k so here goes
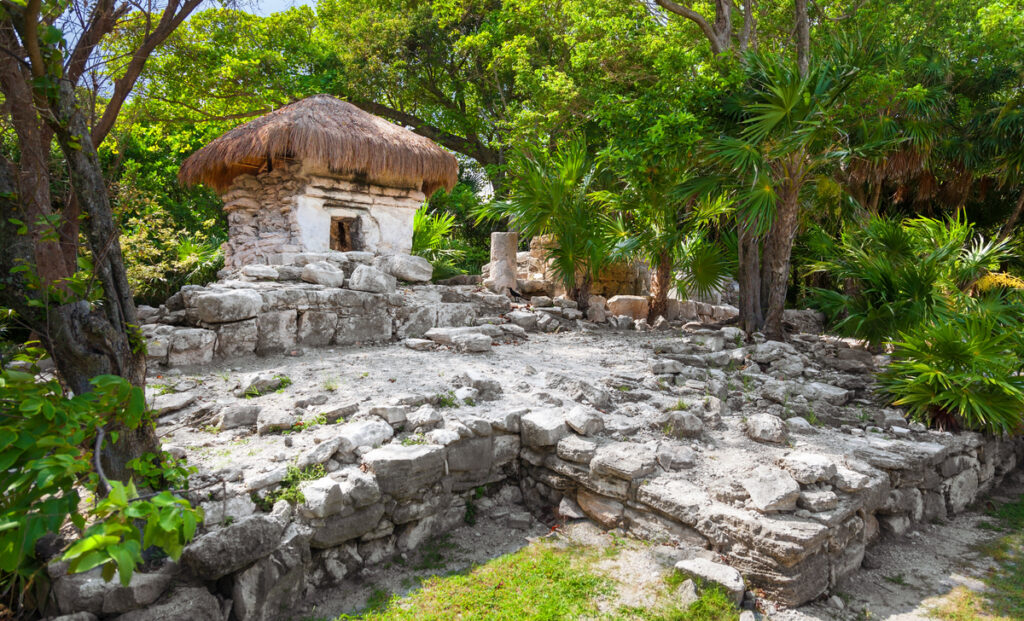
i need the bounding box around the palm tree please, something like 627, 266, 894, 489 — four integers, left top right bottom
475, 139, 615, 309
708, 52, 859, 338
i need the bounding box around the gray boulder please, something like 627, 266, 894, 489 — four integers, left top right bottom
348, 264, 396, 293
674, 558, 745, 605
302, 261, 346, 287
376, 254, 433, 283
181, 515, 286, 580
740, 465, 801, 513
193, 289, 262, 324
745, 413, 788, 444
111, 587, 221, 621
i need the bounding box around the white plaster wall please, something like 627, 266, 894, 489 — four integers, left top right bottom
294, 196, 331, 252
369, 204, 416, 255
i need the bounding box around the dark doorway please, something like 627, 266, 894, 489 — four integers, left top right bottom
330, 216, 361, 252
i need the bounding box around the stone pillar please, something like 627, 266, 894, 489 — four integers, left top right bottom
490, 232, 518, 267
484, 232, 518, 295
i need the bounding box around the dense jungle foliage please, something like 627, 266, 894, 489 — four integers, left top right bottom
1, 0, 1023, 614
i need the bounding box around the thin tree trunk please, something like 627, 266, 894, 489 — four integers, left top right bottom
761, 187, 801, 340
648, 249, 672, 322
795, 0, 810, 78
997, 189, 1024, 243
737, 222, 763, 333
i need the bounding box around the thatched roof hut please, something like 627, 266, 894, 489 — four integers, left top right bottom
179, 95, 458, 196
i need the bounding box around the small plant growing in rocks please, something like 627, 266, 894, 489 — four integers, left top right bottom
436, 390, 460, 408
401, 433, 427, 446
669, 399, 689, 411
254, 463, 326, 510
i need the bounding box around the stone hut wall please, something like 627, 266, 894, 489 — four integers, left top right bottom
220, 163, 426, 271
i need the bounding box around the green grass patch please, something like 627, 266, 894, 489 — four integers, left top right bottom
327, 535, 743, 621
334, 541, 611, 620
932, 494, 1024, 620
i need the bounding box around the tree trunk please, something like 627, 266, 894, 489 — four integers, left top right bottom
795, 0, 810, 78
47, 80, 155, 481
997, 189, 1024, 243
737, 222, 763, 333
648, 249, 672, 322
760, 187, 801, 340
571, 274, 593, 313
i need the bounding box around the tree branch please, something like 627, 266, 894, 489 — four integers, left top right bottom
65, 0, 127, 85
350, 98, 498, 165
652, 0, 724, 54
90, 0, 203, 147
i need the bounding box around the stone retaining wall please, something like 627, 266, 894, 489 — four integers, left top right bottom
49, 394, 1023, 620
139, 252, 512, 367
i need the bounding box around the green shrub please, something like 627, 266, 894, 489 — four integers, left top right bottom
806, 214, 1011, 346
879, 301, 1024, 434
0, 370, 203, 610
412, 206, 466, 280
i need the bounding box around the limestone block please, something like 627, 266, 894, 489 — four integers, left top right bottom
576, 488, 624, 528
242, 264, 279, 280
181, 514, 286, 580
488, 232, 517, 266
452, 332, 492, 352
780, 453, 837, 485
740, 465, 800, 513
298, 311, 338, 346
946, 468, 979, 514
231, 525, 310, 621
447, 436, 494, 473
484, 260, 516, 295
310, 503, 386, 548
302, 261, 346, 287
564, 405, 604, 436
215, 318, 258, 359
167, 328, 216, 367
349, 264, 397, 294
668, 412, 703, 438
375, 254, 433, 283
674, 558, 745, 606
607, 295, 649, 320
218, 404, 260, 430
636, 478, 707, 526
112, 587, 221, 621
436, 303, 477, 327
591, 442, 657, 480
256, 310, 298, 355
334, 313, 392, 346
557, 435, 597, 464
193, 289, 262, 324
520, 410, 569, 447
299, 477, 346, 519
363, 444, 446, 498
337, 419, 394, 453
745, 413, 788, 444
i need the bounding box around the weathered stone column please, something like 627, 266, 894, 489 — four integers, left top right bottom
484, 231, 518, 295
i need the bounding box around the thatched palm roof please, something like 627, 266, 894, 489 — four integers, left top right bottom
179, 95, 458, 195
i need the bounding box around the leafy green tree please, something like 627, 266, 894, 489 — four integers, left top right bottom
704, 53, 858, 337
807, 213, 1013, 346
0, 0, 205, 479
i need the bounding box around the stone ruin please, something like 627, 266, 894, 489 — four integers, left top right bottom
54, 271, 1024, 621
